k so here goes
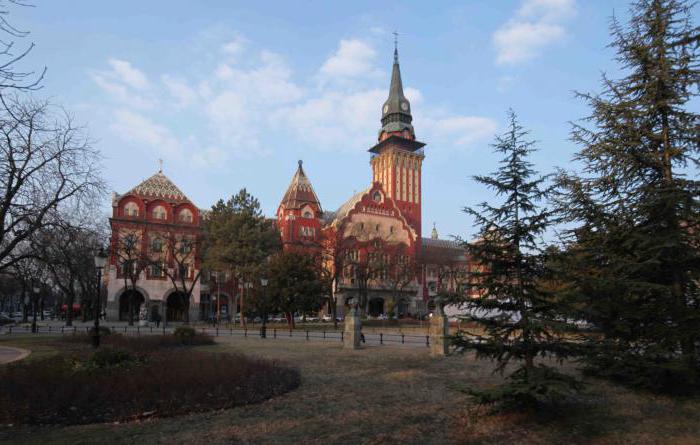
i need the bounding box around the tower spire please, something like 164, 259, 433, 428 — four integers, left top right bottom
393, 31, 399, 63
379, 34, 414, 140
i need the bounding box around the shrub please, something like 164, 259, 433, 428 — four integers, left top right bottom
88, 326, 112, 337
58, 332, 215, 350
0, 350, 300, 425
173, 326, 197, 344
85, 348, 136, 369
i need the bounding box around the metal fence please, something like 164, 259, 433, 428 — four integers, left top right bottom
0, 324, 432, 347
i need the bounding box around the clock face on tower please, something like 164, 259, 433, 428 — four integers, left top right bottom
401, 102, 409, 111
383, 104, 389, 114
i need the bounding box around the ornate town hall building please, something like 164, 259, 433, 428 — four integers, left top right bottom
103, 47, 467, 322
277, 47, 467, 317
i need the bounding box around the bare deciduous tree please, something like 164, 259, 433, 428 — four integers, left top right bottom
150, 229, 203, 324
0, 1, 45, 91
0, 96, 103, 273
112, 230, 148, 326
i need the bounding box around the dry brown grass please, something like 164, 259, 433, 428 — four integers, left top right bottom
1, 336, 699, 444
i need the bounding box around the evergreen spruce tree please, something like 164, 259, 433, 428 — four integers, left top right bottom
453, 111, 581, 407
558, 0, 700, 392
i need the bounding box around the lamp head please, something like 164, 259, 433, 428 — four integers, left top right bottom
94, 247, 108, 269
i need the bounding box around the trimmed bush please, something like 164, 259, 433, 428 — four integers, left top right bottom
173, 325, 197, 344
59, 332, 215, 350
88, 326, 112, 337
0, 349, 300, 425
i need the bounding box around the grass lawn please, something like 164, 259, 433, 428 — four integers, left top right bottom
1, 336, 700, 444
0, 336, 61, 362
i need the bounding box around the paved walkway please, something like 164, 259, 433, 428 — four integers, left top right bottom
0, 346, 29, 364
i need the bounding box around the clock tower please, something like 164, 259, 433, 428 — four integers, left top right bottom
369, 45, 425, 240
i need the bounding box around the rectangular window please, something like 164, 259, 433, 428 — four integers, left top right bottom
120, 260, 135, 276
150, 262, 165, 278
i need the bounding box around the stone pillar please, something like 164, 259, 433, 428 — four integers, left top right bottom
343, 305, 362, 350
429, 300, 449, 357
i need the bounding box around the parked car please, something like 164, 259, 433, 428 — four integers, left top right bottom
321, 315, 333, 322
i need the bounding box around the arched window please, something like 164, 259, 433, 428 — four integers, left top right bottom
124, 202, 139, 217
373, 191, 382, 203
152, 205, 167, 220
178, 208, 193, 223
301, 205, 314, 219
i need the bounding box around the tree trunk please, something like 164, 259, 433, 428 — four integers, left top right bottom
128, 293, 134, 326
240, 288, 247, 330
21, 286, 28, 323
65, 292, 74, 327
183, 293, 190, 324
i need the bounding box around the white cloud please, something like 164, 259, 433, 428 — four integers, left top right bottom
191, 145, 228, 167
111, 109, 183, 160
162, 75, 197, 108
107, 59, 149, 90
222, 36, 247, 57
90, 58, 156, 109
493, 0, 576, 65
319, 39, 378, 81
92, 35, 495, 169
422, 115, 497, 148
281, 88, 385, 151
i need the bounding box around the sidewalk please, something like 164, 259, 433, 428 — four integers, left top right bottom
0, 346, 29, 364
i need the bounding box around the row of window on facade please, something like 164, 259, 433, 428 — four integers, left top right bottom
340, 252, 411, 280
123, 202, 194, 223
119, 260, 194, 280
149, 237, 193, 254
357, 222, 396, 234
299, 226, 316, 237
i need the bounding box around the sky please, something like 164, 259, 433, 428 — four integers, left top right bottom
8, 0, 687, 240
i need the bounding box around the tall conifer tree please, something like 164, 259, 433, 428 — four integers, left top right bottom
453, 111, 580, 407
558, 0, 700, 391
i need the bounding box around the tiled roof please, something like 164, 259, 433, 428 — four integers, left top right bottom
421, 237, 462, 250
280, 161, 322, 211
333, 187, 371, 224
127, 171, 190, 202
421, 237, 467, 263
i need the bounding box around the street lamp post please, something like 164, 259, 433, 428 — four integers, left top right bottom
241, 282, 252, 329
92, 247, 108, 349
216, 272, 221, 325
260, 278, 268, 338
31, 285, 39, 333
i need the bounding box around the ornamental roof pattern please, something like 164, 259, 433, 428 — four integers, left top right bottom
333, 187, 371, 223
127, 171, 190, 202
421, 237, 467, 262
421, 237, 463, 250
280, 161, 322, 211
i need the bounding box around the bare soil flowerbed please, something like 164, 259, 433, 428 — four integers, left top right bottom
0, 335, 300, 426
